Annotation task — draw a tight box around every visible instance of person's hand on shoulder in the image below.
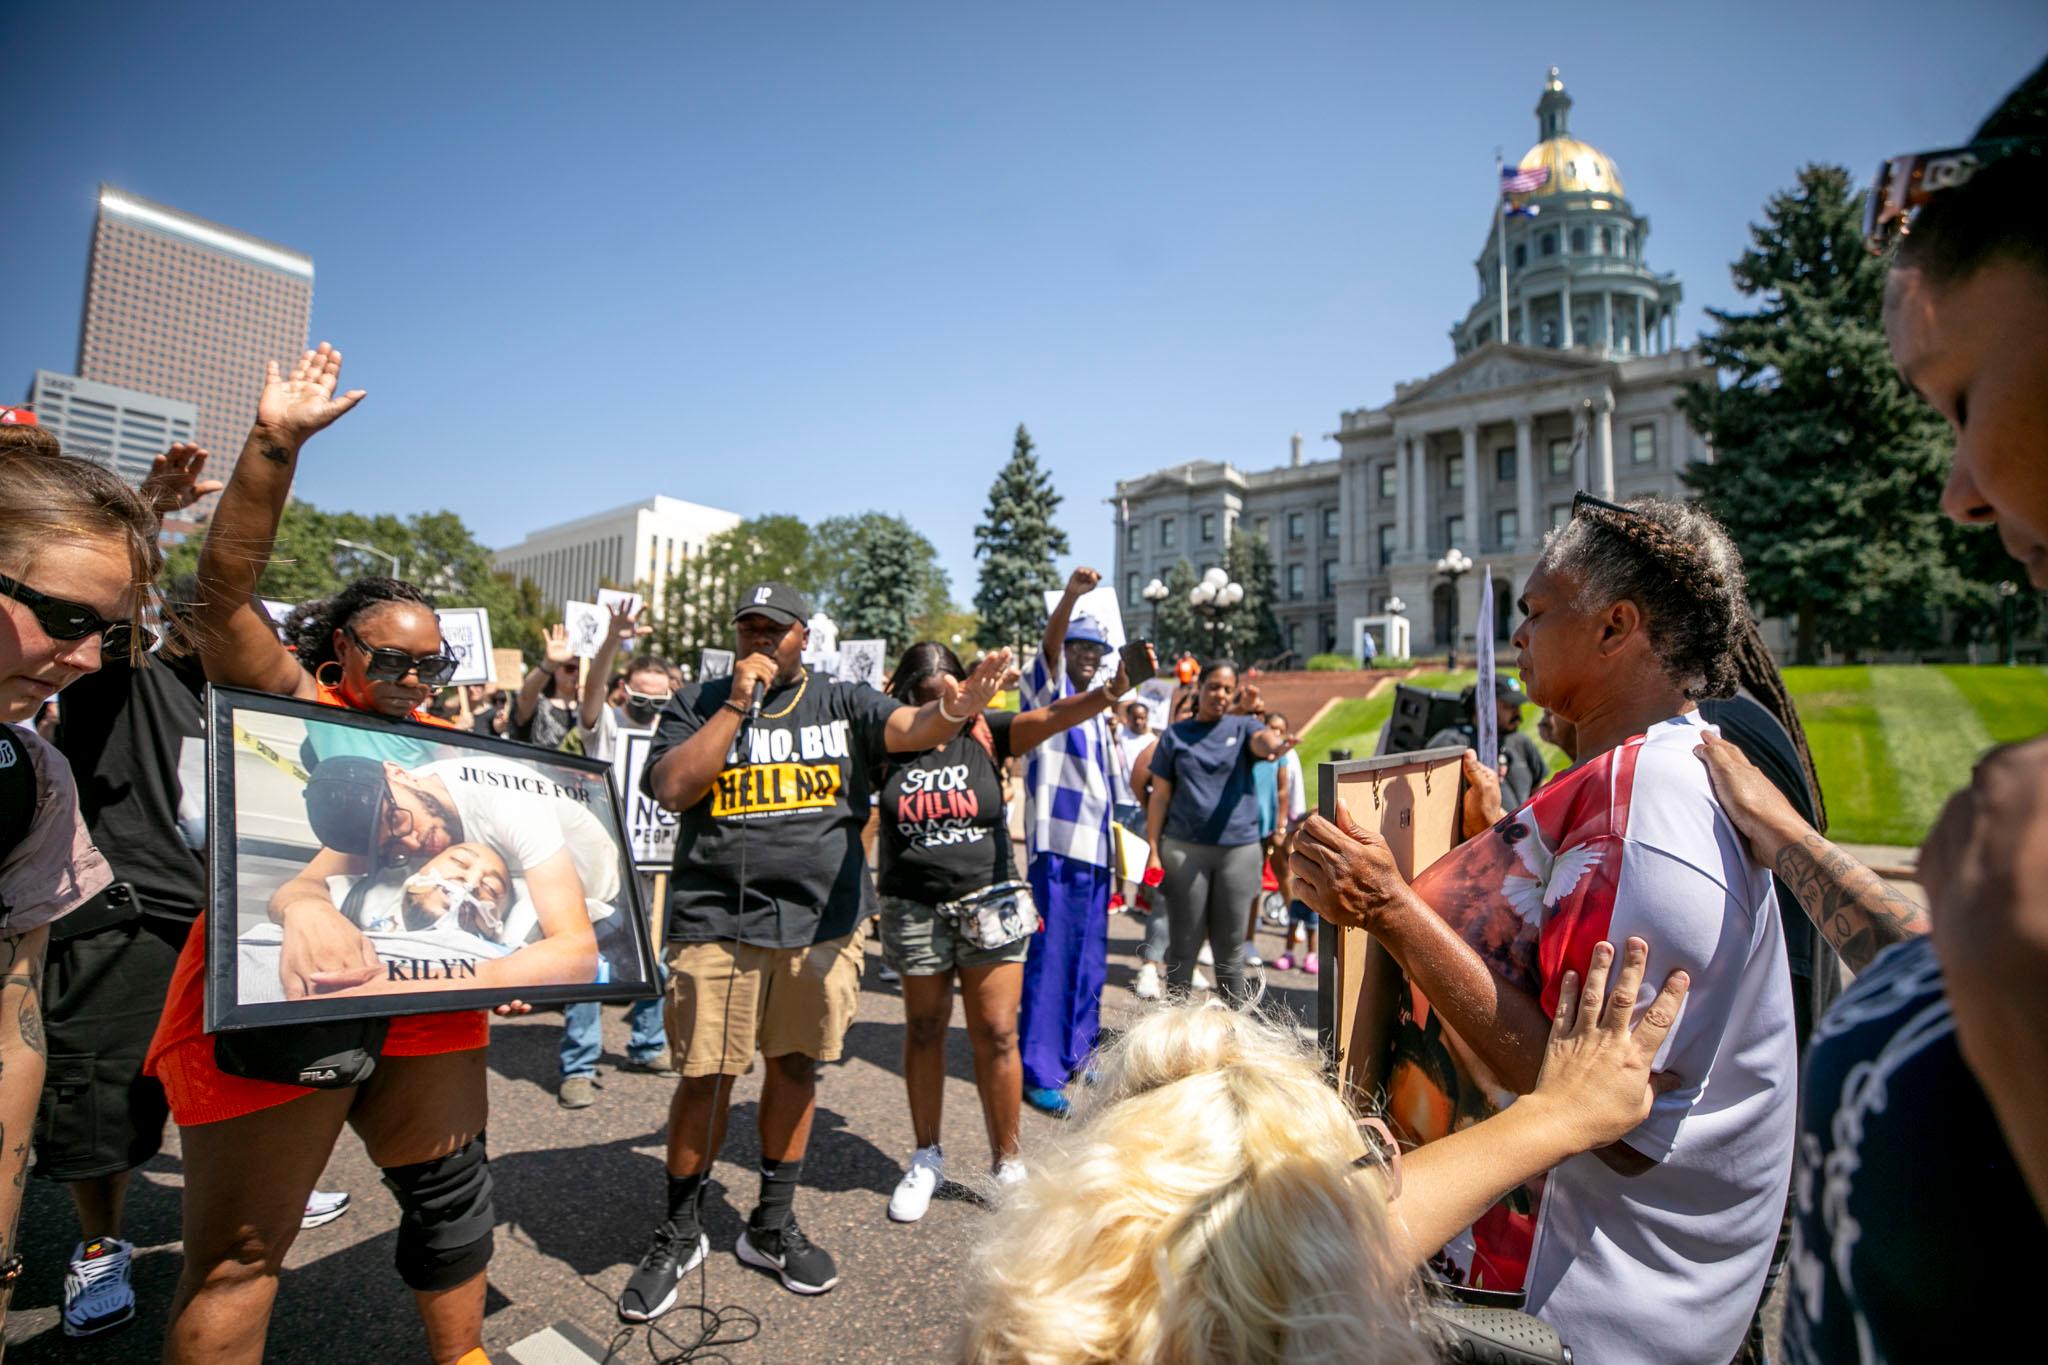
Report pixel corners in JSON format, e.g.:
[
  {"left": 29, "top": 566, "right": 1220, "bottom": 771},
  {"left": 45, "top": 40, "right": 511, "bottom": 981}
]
[
  {"left": 1694, "top": 729, "right": 1805, "bottom": 864},
  {"left": 1523, "top": 936, "right": 1689, "bottom": 1152}
]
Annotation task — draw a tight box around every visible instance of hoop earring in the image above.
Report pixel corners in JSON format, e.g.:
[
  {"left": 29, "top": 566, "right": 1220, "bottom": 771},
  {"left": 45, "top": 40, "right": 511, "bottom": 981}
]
[{"left": 315, "top": 661, "right": 344, "bottom": 689}]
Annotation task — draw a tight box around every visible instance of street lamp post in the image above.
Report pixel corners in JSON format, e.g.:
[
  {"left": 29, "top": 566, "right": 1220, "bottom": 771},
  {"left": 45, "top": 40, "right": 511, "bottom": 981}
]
[
  {"left": 1188, "top": 566, "right": 1244, "bottom": 656},
  {"left": 1434, "top": 547, "right": 1472, "bottom": 666},
  {"left": 335, "top": 537, "right": 402, "bottom": 579},
  {"left": 1999, "top": 579, "right": 2019, "bottom": 667}
]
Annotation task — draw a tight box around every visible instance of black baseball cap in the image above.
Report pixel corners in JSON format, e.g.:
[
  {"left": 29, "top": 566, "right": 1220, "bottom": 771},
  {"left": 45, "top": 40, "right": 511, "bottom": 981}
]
[
  {"left": 304, "top": 755, "right": 389, "bottom": 856},
  {"left": 731, "top": 582, "right": 811, "bottom": 628}
]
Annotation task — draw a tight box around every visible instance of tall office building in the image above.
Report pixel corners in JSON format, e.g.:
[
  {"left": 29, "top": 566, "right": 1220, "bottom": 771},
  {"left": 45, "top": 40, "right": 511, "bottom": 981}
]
[
  {"left": 26, "top": 370, "right": 197, "bottom": 487},
  {"left": 77, "top": 185, "right": 314, "bottom": 519}
]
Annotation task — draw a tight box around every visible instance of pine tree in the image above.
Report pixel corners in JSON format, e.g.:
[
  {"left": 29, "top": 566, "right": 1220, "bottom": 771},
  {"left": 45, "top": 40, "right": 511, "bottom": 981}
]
[
  {"left": 973, "top": 425, "right": 1070, "bottom": 653},
  {"left": 1681, "top": 165, "right": 1959, "bottom": 662},
  {"left": 817, "top": 512, "right": 949, "bottom": 656}
]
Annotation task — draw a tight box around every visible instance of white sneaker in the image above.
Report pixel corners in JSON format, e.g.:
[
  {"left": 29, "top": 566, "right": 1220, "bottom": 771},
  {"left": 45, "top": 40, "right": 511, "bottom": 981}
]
[
  {"left": 62, "top": 1237, "right": 136, "bottom": 1338},
  {"left": 1244, "top": 945, "right": 1264, "bottom": 968},
  {"left": 888, "top": 1144, "right": 945, "bottom": 1223},
  {"left": 993, "top": 1158, "right": 1027, "bottom": 1187},
  {"left": 1133, "top": 962, "right": 1162, "bottom": 1000},
  {"left": 1197, "top": 941, "right": 1215, "bottom": 966},
  {"left": 1191, "top": 967, "right": 1213, "bottom": 991},
  {"left": 302, "top": 1189, "right": 352, "bottom": 1229},
  {"left": 878, "top": 962, "right": 901, "bottom": 983}
]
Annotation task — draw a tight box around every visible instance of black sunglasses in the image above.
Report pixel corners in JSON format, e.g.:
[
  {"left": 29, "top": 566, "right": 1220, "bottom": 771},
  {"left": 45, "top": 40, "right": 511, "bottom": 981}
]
[
  {"left": 1864, "top": 137, "right": 2046, "bottom": 257},
  {"left": 0, "top": 571, "right": 158, "bottom": 658},
  {"left": 343, "top": 623, "right": 459, "bottom": 686},
  {"left": 1571, "top": 491, "right": 1643, "bottom": 521}
]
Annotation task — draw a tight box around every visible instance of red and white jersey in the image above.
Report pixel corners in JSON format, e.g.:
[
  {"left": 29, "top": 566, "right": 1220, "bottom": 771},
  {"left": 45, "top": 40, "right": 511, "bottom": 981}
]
[{"left": 1407, "top": 710, "right": 1797, "bottom": 1365}]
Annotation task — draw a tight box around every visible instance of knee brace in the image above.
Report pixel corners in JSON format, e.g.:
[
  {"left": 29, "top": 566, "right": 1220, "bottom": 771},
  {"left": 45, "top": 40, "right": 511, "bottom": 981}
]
[{"left": 381, "top": 1132, "right": 496, "bottom": 1292}]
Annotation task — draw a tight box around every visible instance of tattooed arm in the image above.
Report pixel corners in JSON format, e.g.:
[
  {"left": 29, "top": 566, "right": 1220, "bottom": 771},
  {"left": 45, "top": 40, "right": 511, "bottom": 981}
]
[{"left": 1697, "top": 731, "right": 1925, "bottom": 974}]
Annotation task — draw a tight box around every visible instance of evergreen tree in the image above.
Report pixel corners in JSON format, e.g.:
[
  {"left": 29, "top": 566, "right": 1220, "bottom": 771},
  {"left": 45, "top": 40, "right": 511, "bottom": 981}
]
[
  {"left": 973, "top": 425, "right": 1069, "bottom": 652},
  {"left": 1681, "top": 164, "right": 1959, "bottom": 662},
  {"left": 1220, "top": 533, "right": 1284, "bottom": 663},
  {"left": 815, "top": 511, "right": 949, "bottom": 655}
]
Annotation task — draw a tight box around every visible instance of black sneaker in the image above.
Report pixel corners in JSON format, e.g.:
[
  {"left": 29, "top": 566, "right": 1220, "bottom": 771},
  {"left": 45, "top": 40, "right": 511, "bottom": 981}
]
[
  {"left": 617, "top": 1222, "right": 708, "bottom": 1322},
  {"left": 736, "top": 1214, "right": 839, "bottom": 1295}
]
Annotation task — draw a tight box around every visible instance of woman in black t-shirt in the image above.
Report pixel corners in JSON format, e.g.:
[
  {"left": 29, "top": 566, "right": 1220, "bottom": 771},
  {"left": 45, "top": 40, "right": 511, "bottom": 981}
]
[{"left": 875, "top": 640, "right": 1144, "bottom": 1224}]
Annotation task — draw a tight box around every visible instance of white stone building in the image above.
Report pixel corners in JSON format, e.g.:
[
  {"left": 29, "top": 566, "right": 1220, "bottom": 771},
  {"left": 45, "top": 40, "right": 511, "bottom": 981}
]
[{"left": 495, "top": 495, "right": 741, "bottom": 620}]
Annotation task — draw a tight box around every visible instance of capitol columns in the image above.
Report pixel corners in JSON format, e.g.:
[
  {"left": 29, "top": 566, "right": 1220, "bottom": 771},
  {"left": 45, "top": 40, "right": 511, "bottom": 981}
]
[
  {"left": 1514, "top": 414, "right": 1538, "bottom": 552},
  {"left": 1593, "top": 388, "right": 1616, "bottom": 499},
  {"left": 1392, "top": 427, "right": 1412, "bottom": 557},
  {"left": 1409, "top": 432, "right": 1429, "bottom": 557},
  {"left": 1459, "top": 422, "right": 1481, "bottom": 554}
]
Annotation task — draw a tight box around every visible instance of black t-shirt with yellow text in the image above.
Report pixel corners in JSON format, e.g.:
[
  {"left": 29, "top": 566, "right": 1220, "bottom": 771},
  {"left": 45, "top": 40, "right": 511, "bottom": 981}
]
[{"left": 645, "top": 672, "right": 901, "bottom": 948}]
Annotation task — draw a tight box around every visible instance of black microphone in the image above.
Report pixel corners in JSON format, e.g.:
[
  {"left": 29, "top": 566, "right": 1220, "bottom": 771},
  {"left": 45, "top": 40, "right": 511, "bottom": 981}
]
[{"left": 747, "top": 677, "right": 767, "bottom": 719}]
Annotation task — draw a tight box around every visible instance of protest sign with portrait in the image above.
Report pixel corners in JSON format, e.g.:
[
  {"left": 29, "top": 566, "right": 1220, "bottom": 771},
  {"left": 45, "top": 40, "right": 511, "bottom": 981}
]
[
  {"left": 612, "top": 727, "right": 677, "bottom": 870},
  {"left": 206, "top": 687, "right": 657, "bottom": 1030},
  {"left": 435, "top": 607, "right": 494, "bottom": 687}
]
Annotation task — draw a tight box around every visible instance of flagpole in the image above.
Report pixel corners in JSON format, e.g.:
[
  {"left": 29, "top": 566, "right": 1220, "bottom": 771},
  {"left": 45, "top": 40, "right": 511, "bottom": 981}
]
[{"left": 1495, "top": 150, "right": 1510, "bottom": 345}]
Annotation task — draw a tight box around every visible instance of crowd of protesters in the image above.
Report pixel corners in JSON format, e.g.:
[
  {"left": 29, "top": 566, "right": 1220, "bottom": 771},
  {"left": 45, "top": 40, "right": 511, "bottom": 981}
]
[{"left": 0, "top": 54, "right": 2044, "bottom": 1365}]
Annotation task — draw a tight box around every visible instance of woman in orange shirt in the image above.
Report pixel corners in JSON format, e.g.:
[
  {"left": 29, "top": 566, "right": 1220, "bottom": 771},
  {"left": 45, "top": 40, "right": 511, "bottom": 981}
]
[{"left": 150, "top": 347, "right": 507, "bottom": 1365}]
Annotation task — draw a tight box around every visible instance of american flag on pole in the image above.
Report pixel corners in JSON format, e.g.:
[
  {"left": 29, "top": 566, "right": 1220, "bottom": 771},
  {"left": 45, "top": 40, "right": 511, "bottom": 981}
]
[{"left": 1501, "top": 164, "right": 1550, "bottom": 195}]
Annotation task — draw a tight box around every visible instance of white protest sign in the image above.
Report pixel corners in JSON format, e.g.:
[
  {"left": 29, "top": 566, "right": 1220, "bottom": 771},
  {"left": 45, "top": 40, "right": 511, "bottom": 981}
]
[
  {"left": 806, "top": 612, "right": 839, "bottom": 653},
  {"left": 1132, "top": 676, "right": 1177, "bottom": 722},
  {"left": 1041, "top": 584, "right": 1128, "bottom": 649},
  {"left": 563, "top": 600, "right": 607, "bottom": 659},
  {"left": 838, "top": 639, "right": 887, "bottom": 690},
  {"left": 699, "top": 648, "right": 735, "bottom": 682},
  {"left": 261, "top": 599, "right": 298, "bottom": 642},
  {"left": 801, "top": 649, "right": 840, "bottom": 680},
  {"left": 596, "top": 587, "right": 644, "bottom": 620},
  {"left": 435, "top": 608, "right": 495, "bottom": 686},
  {"left": 613, "top": 729, "right": 677, "bottom": 870}
]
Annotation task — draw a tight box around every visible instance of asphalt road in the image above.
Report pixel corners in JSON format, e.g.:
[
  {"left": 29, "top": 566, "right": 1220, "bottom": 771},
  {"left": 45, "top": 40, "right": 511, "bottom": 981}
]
[{"left": 4, "top": 910, "right": 1323, "bottom": 1364}]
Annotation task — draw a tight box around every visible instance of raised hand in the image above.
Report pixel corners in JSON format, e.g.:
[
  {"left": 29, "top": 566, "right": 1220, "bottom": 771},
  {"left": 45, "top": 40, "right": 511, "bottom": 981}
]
[
  {"left": 139, "top": 442, "right": 224, "bottom": 516},
  {"left": 1230, "top": 682, "right": 1265, "bottom": 715},
  {"left": 1527, "top": 937, "right": 1689, "bottom": 1150},
  {"left": 255, "top": 342, "right": 366, "bottom": 446},
  {"left": 946, "top": 647, "right": 1019, "bottom": 717},
  {"left": 1064, "top": 566, "right": 1101, "bottom": 599},
  {"left": 1288, "top": 799, "right": 1413, "bottom": 933},
  {"left": 608, "top": 601, "right": 650, "bottom": 644},
  {"left": 542, "top": 623, "right": 574, "bottom": 667}
]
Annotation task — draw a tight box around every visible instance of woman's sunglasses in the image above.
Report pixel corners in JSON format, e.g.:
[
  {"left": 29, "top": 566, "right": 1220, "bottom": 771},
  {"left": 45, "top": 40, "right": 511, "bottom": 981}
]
[
  {"left": 343, "top": 623, "right": 459, "bottom": 686},
  {"left": 0, "top": 572, "right": 158, "bottom": 658},
  {"left": 1864, "top": 136, "right": 2045, "bottom": 256}
]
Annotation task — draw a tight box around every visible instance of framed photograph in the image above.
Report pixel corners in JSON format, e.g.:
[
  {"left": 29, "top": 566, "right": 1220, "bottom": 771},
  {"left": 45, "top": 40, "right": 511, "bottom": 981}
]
[
  {"left": 436, "top": 607, "right": 495, "bottom": 687},
  {"left": 207, "top": 686, "right": 658, "bottom": 1031}
]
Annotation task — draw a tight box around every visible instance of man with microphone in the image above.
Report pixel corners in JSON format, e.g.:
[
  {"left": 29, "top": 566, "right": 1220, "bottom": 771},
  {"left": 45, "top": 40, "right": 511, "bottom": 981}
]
[{"left": 621, "top": 582, "right": 1014, "bottom": 1320}]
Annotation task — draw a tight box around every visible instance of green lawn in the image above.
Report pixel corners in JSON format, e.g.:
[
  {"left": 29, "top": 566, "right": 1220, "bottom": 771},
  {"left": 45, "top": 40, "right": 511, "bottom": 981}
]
[{"left": 1297, "top": 665, "right": 2048, "bottom": 846}]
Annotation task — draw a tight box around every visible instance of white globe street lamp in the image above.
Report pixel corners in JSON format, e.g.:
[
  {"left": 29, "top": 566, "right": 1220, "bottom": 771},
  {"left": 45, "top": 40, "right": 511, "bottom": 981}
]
[
  {"left": 1142, "top": 578, "right": 1169, "bottom": 604},
  {"left": 1385, "top": 596, "right": 1407, "bottom": 617}
]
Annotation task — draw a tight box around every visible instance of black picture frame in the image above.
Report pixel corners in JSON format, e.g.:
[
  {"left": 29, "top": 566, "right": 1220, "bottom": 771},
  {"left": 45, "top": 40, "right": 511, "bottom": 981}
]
[{"left": 206, "top": 685, "right": 658, "bottom": 1031}]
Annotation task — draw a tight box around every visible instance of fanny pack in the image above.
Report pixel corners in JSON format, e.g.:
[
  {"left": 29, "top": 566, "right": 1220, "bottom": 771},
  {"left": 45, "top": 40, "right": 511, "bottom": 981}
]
[
  {"left": 938, "top": 879, "right": 1040, "bottom": 951},
  {"left": 215, "top": 1016, "right": 390, "bottom": 1089}
]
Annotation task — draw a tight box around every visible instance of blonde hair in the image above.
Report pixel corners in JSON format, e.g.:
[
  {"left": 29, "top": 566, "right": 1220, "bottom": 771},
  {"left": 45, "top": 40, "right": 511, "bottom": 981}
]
[
  {"left": 0, "top": 446, "right": 163, "bottom": 658},
  {"left": 964, "top": 1001, "right": 1433, "bottom": 1365}
]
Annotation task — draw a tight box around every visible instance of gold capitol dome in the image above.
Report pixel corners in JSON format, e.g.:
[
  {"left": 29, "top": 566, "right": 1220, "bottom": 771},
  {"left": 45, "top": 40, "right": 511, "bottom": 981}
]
[{"left": 1513, "top": 67, "right": 1624, "bottom": 197}]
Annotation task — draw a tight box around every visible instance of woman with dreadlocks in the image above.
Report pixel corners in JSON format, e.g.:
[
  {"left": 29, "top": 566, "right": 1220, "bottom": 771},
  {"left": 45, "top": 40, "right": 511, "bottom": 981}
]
[
  {"left": 145, "top": 346, "right": 505, "bottom": 1365},
  {"left": 1289, "top": 494, "right": 1796, "bottom": 1365}
]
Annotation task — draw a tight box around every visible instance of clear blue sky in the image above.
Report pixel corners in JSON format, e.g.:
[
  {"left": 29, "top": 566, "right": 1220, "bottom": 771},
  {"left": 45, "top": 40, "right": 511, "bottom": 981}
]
[{"left": 7, "top": 2, "right": 2044, "bottom": 603}]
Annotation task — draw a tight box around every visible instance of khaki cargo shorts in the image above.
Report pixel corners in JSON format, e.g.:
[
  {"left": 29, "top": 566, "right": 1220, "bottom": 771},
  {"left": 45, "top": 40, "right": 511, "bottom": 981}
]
[{"left": 663, "top": 926, "right": 867, "bottom": 1078}]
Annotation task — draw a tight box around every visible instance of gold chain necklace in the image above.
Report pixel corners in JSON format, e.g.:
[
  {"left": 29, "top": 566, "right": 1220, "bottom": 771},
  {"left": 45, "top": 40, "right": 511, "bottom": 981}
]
[{"left": 758, "top": 669, "right": 810, "bottom": 720}]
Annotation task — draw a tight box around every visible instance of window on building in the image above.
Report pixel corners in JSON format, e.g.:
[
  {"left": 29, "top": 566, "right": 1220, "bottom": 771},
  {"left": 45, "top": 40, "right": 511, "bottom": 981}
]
[
  {"left": 1378, "top": 463, "right": 1396, "bottom": 499},
  {"left": 1513, "top": 243, "right": 1527, "bottom": 269},
  {"left": 1496, "top": 509, "right": 1519, "bottom": 547},
  {"left": 1548, "top": 437, "right": 1572, "bottom": 475},
  {"left": 1571, "top": 227, "right": 1587, "bottom": 254},
  {"left": 1321, "top": 559, "right": 1336, "bottom": 597},
  {"left": 1127, "top": 572, "right": 1141, "bottom": 604},
  {"left": 1127, "top": 523, "right": 1141, "bottom": 552},
  {"left": 1322, "top": 506, "right": 1339, "bottom": 539},
  {"left": 1160, "top": 517, "right": 1177, "bottom": 549},
  {"left": 1551, "top": 503, "right": 1572, "bottom": 529},
  {"left": 1287, "top": 563, "right": 1306, "bottom": 599},
  {"left": 1446, "top": 515, "right": 1466, "bottom": 551},
  {"left": 1446, "top": 453, "right": 1465, "bottom": 490},
  {"left": 1631, "top": 423, "right": 1656, "bottom": 465},
  {"left": 1598, "top": 226, "right": 1612, "bottom": 254},
  {"left": 1323, "top": 617, "right": 1338, "bottom": 652},
  {"left": 1378, "top": 524, "right": 1396, "bottom": 567},
  {"left": 1496, "top": 446, "right": 1516, "bottom": 482},
  {"left": 1254, "top": 515, "right": 1270, "bottom": 539},
  {"left": 1541, "top": 232, "right": 1557, "bottom": 256},
  {"left": 1200, "top": 511, "right": 1217, "bottom": 542},
  {"left": 1288, "top": 621, "right": 1303, "bottom": 654},
  {"left": 1288, "top": 511, "right": 1305, "bottom": 541}
]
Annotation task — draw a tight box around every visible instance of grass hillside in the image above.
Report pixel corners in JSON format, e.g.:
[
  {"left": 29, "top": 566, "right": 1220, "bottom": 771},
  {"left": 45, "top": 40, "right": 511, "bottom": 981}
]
[{"left": 1295, "top": 665, "right": 2048, "bottom": 846}]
